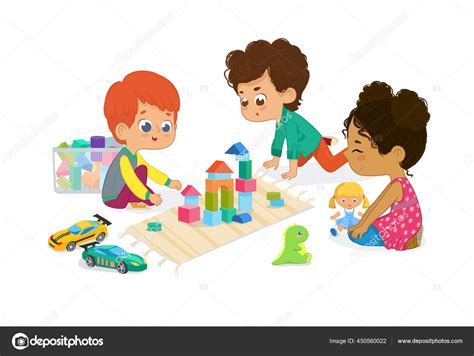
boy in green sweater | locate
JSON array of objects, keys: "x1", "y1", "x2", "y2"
[{"x1": 224, "y1": 39, "x2": 347, "y2": 179}]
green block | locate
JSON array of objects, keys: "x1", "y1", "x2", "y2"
[
  {"x1": 221, "y1": 188, "x2": 234, "y2": 209},
  {"x1": 205, "y1": 191, "x2": 218, "y2": 211},
  {"x1": 72, "y1": 139, "x2": 90, "y2": 148},
  {"x1": 239, "y1": 160, "x2": 252, "y2": 179},
  {"x1": 57, "y1": 142, "x2": 75, "y2": 163},
  {"x1": 266, "y1": 191, "x2": 281, "y2": 201},
  {"x1": 56, "y1": 176, "x2": 70, "y2": 190},
  {"x1": 69, "y1": 163, "x2": 82, "y2": 191},
  {"x1": 220, "y1": 207, "x2": 237, "y2": 223},
  {"x1": 147, "y1": 222, "x2": 162, "y2": 232}
]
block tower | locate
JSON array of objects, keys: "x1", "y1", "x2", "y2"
[
  {"x1": 225, "y1": 142, "x2": 256, "y2": 213},
  {"x1": 204, "y1": 161, "x2": 235, "y2": 226},
  {"x1": 178, "y1": 185, "x2": 201, "y2": 224}
]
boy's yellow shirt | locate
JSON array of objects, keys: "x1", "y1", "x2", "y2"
[{"x1": 119, "y1": 151, "x2": 170, "y2": 200}]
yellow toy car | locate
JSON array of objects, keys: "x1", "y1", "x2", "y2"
[{"x1": 48, "y1": 214, "x2": 111, "y2": 252}]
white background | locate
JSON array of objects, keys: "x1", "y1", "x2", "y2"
[{"x1": 0, "y1": 0, "x2": 472, "y2": 326}]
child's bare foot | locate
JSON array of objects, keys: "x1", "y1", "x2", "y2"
[
  {"x1": 129, "y1": 202, "x2": 149, "y2": 209},
  {"x1": 406, "y1": 226, "x2": 423, "y2": 250}
]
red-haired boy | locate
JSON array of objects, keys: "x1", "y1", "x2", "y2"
[{"x1": 102, "y1": 70, "x2": 182, "y2": 209}]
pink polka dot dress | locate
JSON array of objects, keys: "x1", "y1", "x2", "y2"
[{"x1": 373, "y1": 177, "x2": 422, "y2": 251}]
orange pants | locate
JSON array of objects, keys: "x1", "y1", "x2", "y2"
[{"x1": 297, "y1": 140, "x2": 347, "y2": 172}]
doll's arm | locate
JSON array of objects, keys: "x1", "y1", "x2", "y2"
[{"x1": 330, "y1": 211, "x2": 341, "y2": 220}]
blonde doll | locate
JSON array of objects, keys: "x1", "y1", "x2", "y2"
[{"x1": 329, "y1": 182, "x2": 369, "y2": 237}]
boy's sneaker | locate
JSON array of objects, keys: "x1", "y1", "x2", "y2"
[{"x1": 330, "y1": 228, "x2": 339, "y2": 237}]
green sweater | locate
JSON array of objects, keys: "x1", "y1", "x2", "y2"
[{"x1": 271, "y1": 107, "x2": 322, "y2": 160}]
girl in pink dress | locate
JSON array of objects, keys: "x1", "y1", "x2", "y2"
[{"x1": 342, "y1": 81, "x2": 429, "y2": 250}]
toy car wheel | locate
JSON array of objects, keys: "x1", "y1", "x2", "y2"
[
  {"x1": 116, "y1": 261, "x2": 128, "y2": 274},
  {"x1": 96, "y1": 232, "x2": 106, "y2": 242},
  {"x1": 85, "y1": 256, "x2": 95, "y2": 267},
  {"x1": 66, "y1": 242, "x2": 76, "y2": 252}
]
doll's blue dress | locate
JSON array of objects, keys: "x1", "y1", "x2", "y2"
[{"x1": 336, "y1": 209, "x2": 360, "y2": 229}]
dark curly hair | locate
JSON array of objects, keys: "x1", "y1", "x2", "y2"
[
  {"x1": 224, "y1": 38, "x2": 309, "y2": 111},
  {"x1": 343, "y1": 81, "x2": 430, "y2": 172}
]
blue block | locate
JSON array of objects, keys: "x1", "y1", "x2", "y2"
[
  {"x1": 235, "y1": 153, "x2": 250, "y2": 161},
  {"x1": 207, "y1": 173, "x2": 232, "y2": 180},
  {"x1": 225, "y1": 142, "x2": 249, "y2": 155},
  {"x1": 185, "y1": 196, "x2": 199, "y2": 206},
  {"x1": 238, "y1": 192, "x2": 252, "y2": 212},
  {"x1": 270, "y1": 198, "x2": 285, "y2": 207},
  {"x1": 203, "y1": 209, "x2": 222, "y2": 226},
  {"x1": 232, "y1": 213, "x2": 252, "y2": 224},
  {"x1": 76, "y1": 154, "x2": 93, "y2": 171}
]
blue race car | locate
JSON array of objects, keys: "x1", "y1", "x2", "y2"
[{"x1": 81, "y1": 242, "x2": 147, "y2": 274}]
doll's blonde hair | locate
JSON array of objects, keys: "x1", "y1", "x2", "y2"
[{"x1": 328, "y1": 182, "x2": 369, "y2": 209}]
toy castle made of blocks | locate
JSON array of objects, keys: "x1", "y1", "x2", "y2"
[{"x1": 177, "y1": 142, "x2": 256, "y2": 227}]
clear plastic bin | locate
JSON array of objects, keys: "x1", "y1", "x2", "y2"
[{"x1": 53, "y1": 146, "x2": 122, "y2": 194}]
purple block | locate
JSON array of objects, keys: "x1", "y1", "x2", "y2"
[{"x1": 90, "y1": 136, "x2": 105, "y2": 162}]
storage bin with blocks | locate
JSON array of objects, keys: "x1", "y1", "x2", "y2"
[{"x1": 53, "y1": 137, "x2": 122, "y2": 193}]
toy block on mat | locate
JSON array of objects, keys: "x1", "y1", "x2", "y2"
[
  {"x1": 221, "y1": 188, "x2": 234, "y2": 209},
  {"x1": 147, "y1": 222, "x2": 162, "y2": 231},
  {"x1": 208, "y1": 173, "x2": 232, "y2": 180},
  {"x1": 205, "y1": 178, "x2": 234, "y2": 193},
  {"x1": 220, "y1": 207, "x2": 237, "y2": 223},
  {"x1": 225, "y1": 142, "x2": 249, "y2": 156},
  {"x1": 266, "y1": 192, "x2": 281, "y2": 201},
  {"x1": 205, "y1": 191, "x2": 218, "y2": 211},
  {"x1": 236, "y1": 178, "x2": 256, "y2": 193},
  {"x1": 206, "y1": 160, "x2": 233, "y2": 174},
  {"x1": 236, "y1": 153, "x2": 250, "y2": 161},
  {"x1": 76, "y1": 154, "x2": 93, "y2": 171},
  {"x1": 232, "y1": 213, "x2": 252, "y2": 224},
  {"x1": 238, "y1": 160, "x2": 252, "y2": 179},
  {"x1": 203, "y1": 209, "x2": 222, "y2": 226},
  {"x1": 270, "y1": 199, "x2": 285, "y2": 207},
  {"x1": 181, "y1": 185, "x2": 201, "y2": 197},
  {"x1": 185, "y1": 196, "x2": 199, "y2": 206},
  {"x1": 238, "y1": 192, "x2": 252, "y2": 212},
  {"x1": 56, "y1": 176, "x2": 71, "y2": 190},
  {"x1": 182, "y1": 185, "x2": 201, "y2": 207},
  {"x1": 178, "y1": 205, "x2": 200, "y2": 223},
  {"x1": 56, "y1": 159, "x2": 69, "y2": 177}
]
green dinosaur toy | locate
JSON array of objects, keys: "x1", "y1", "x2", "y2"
[{"x1": 272, "y1": 224, "x2": 312, "y2": 265}]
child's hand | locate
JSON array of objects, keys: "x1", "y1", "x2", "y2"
[
  {"x1": 348, "y1": 222, "x2": 369, "y2": 239},
  {"x1": 263, "y1": 156, "x2": 280, "y2": 170},
  {"x1": 149, "y1": 193, "x2": 163, "y2": 206},
  {"x1": 168, "y1": 180, "x2": 182, "y2": 191}
]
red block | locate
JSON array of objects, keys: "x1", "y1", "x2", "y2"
[
  {"x1": 178, "y1": 205, "x2": 201, "y2": 223},
  {"x1": 235, "y1": 178, "x2": 256, "y2": 192}
]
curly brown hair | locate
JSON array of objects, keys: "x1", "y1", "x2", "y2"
[
  {"x1": 343, "y1": 81, "x2": 430, "y2": 172},
  {"x1": 224, "y1": 38, "x2": 309, "y2": 111}
]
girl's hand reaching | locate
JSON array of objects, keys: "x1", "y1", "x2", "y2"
[{"x1": 348, "y1": 221, "x2": 370, "y2": 239}]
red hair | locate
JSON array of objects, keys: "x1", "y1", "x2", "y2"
[{"x1": 104, "y1": 71, "x2": 180, "y2": 144}]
